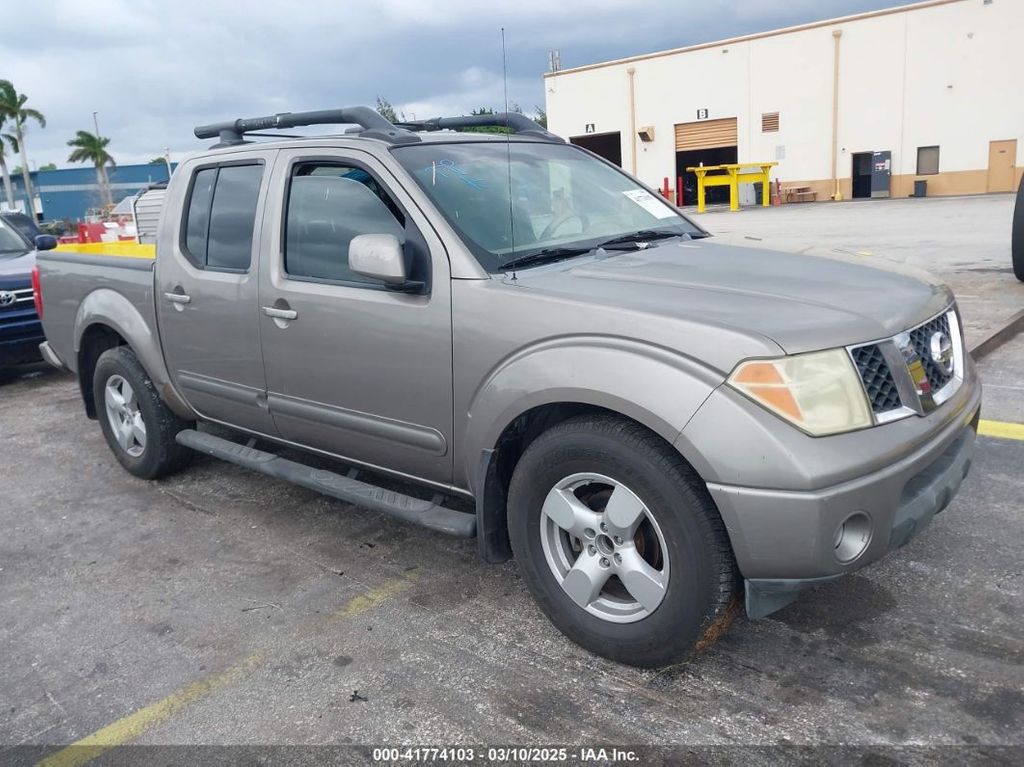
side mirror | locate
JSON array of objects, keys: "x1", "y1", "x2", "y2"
[
  {"x1": 349, "y1": 233, "x2": 407, "y2": 286},
  {"x1": 34, "y1": 234, "x2": 58, "y2": 251}
]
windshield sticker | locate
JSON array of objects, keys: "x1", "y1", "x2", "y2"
[
  {"x1": 430, "y1": 159, "x2": 487, "y2": 190},
  {"x1": 622, "y1": 189, "x2": 676, "y2": 219}
]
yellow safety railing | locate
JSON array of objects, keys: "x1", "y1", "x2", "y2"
[{"x1": 685, "y1": 162, "x2": 777, "y2": 213}]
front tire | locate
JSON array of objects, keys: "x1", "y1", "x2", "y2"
[
  {"x1": 507, "y1": 415, "x2": 738, "y2": 668},
  {"x1": 1013, "y1": 175, "x2": 1024, "y2": 282},
  {"x1": 93, "y1": 346, "x2": 193, "y2": 479}
]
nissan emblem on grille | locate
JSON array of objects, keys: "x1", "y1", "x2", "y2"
[
  {"x1": 930, "y1": 331, "x2": 954, "y2": 376},
  {"x1": 0, "y1": 290, "x2": 17, "y2": 307}
]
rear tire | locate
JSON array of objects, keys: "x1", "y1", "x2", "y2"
[
  {"x1": 93, "y1": 346, "x2": 193, "y2": 479},
  {"x1": 1013, "y1": 176, "x2": 1024, "y2": 282},
  {"x1": 507, "y1": 414, "x2": 738, "y2": 668}
]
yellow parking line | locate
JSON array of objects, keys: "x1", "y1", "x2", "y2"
[
  {"x1": 36, "y1": 654, "x2": 260, "y2": 767},
  {"x1": 36, "y1": 571, "x2": 420, "y2": 767},
  {"x1": 978, "y1": 419, "x2": 1024, "y2": 441},
  {"x1": 333, "y1": 569, "x2": 419, "y2": 620}
]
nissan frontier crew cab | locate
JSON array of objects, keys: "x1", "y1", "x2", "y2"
[{"x1": 35, "y1": 107, "x2": 980, "y2": 667}]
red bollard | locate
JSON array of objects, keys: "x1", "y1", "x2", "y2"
[
  {"x1": 662, "y1": 177, "x2": 670, "y2": 199},
  {"x1": 677, "y1": 176, "x2": 684, "y2": 207}
]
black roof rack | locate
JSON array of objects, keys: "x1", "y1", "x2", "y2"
[
  {"x1": 396, "y1": 113, "x2": 563, "y2": 142},
  {"x1": 193, "y1": 106, "x2": 420, "y2": 148},
  {"x1": 193, "y1": 106, "x2": 563, "y2": 148}
]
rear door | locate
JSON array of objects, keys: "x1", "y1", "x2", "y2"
[
  {"x1": 257, "y1": 147, "x2": 454, "y2": 485},
  {"x1": 155, "y1": 149, "x2": 278, "y2": 434}
]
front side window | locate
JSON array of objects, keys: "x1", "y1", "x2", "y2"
[
  {"x1": 182, "y1": 163, "x2": 263, "y2": 270},
  {"x1": 393, "y1": 141, "x2": 703, "y2": 272},
  {"x1": 0, "y1": 218, "x2": 29, "y2": 255},
  {"x1": 284, "y1": 163, "x2": 406, "y2": 285}
]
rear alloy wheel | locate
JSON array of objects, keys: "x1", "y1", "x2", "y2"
[
  {"x1": 93, "y1": 346, "x2": 193, "y2": 479},
  {"x1": 508, "y1": 414, "x2": 739, "y2": 668},
  {"x1": 103, "y1": 374, "x2": 147, "y2": 458}
]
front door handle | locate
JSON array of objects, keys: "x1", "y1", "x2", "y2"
[
  {"x1": 262, "y1": 306, "x2": 298, "y2": 320},
  {"x1": 163, "y1": 292, "x2": 191, "y2": 305}
]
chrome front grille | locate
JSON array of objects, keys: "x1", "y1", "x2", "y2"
[
  {"x1": 848, "y1": 306, "x2": 964, "y2": 425},
  {"x1": 0, "y1": 287, "x2": 34, "y2": 314},
  {"x1": 850, "y1": 344, "x2": 902, "y2": 415},
  {"x1": 908, "y1": 313, "x2": 954, "y2": 393}
]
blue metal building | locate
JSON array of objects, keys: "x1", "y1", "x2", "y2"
[{"x1": 7, "y1": 163, "x2": 173, "y2": 222}]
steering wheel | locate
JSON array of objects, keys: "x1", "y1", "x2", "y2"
[{"x1": 540, "y1": 211, "x2": 587, "y2": 241}]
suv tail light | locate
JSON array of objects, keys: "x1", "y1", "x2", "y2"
[{"x1": 31, "y1": 264, "x2": 43, "y2": 319}]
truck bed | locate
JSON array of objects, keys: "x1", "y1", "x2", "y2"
[{"x1": 36, "y1": 251, "x2": 157, "y2": 375}]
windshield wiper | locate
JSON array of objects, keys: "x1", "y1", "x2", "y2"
[
  {"x1": 501, "y1": 246, "x2": 593, "y2": 272},
  {"x1": 500, "y1": 228, "x2": 708, "y2": 272},
  {"x1": 595, "y1": 230, "x2": 691, "y2": 249}
]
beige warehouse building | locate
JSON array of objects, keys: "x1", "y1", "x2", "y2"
[{"x1": 544, "y1": 0, "x2": 1022, "y2": 205}]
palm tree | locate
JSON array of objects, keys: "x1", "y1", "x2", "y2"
[
  {"x1": 67, "y1": 130, "x2": 116, "y2": 208},
  {"x1": 0, "y1": 129, "x2": 15, "y2": 209},
  {"x1": 0, "y1": 81, "x2": 45, "y2": 216}
]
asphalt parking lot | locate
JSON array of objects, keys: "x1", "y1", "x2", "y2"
[{"x1": 2, "y1": 195, "x2": 1023, "y2": 758}]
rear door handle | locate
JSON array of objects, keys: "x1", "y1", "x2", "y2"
[
  {"x1": 163, "y1": 292, "x2": 191, "y2": 304},
  {"x1": 262, "y1": 306, "x2": 298, "y2": 320}
]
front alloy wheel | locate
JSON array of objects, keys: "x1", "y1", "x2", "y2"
[
  {"x1": 507, "y1": 414, "x2": 739, "y2": 667},
  {"x1": 540, "y1": 473, "x2": 669, "y2": 623}
]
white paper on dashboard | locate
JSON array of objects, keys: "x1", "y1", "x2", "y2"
[{"x1": 622, "y1": 189, "x2": 676, "y2": 219}]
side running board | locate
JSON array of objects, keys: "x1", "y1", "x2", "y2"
[{"x1": 175, "y1": 430, "x2": 476, "y2": 538}]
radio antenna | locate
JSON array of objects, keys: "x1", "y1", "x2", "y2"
[{"x1": 502, "y1": 27, "x2": 517, "y2": 279}]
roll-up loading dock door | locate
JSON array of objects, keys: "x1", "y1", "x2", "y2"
[
  {"x1": 674, "y1": 117, "x2": 738, "y2": 151},
  {"x1": 571, "y1": 132, "x2": 622, "y2": 167},
  {"x1": 675, "y1": 117, "x2": 738, "y2": 205}
]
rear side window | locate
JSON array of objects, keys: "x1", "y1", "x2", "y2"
[{"x1": 182, "y1": 163, "x2": 263, "y2": 270}]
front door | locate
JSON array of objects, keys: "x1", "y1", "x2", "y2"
[
  {"x1": 155, "y1": 149, "x2": 278, "y2": 434},
  {"x1": 258, "y1": 148, "x2": 454, "y2": 485},
  {"x1": 851, "y1": 152, "x2": 873, "y2": 199},
  {"x1": 987, "y1": 139, "x2": 1017, "y2": 193}
]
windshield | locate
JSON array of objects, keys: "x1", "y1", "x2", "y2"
[
  {"x1": 0, "y1": 219, "x2": 30, "y2": 256},
  {"x1": 393, "y1": 141, "x2": 703, "y2": 272}
]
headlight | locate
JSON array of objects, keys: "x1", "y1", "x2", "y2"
[{"x1": 727, "y1": 348, "x2": 872, "y2": 436}]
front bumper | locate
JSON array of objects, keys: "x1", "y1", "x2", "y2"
[
  {"x1": 0, "y1": 332, "x2": 45, "y2": 367},
  {"x1": 689, "y1": 364, "x2": 981, "y2": 619},
  {"x1": 736, "y1": 419, "x2": 976, "y2": 618}
]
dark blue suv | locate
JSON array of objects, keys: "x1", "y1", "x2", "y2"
[{"x1": 0, "y1": 216, "x2": 56, "y2": 380}]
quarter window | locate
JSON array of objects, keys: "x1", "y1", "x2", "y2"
[
  {"x1": 182, "y1": 163, "x2": 263, "y2": 270},
  {"x1": 284, "y1": 163, "x2": 406, "y2": 285},
  {"x1": 184, "y1": 168, "x2": 216, "y2": 262}
]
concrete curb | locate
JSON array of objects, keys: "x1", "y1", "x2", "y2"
[{"x1": 969, "y1": 307, "x2": 1024, "y2": 361}]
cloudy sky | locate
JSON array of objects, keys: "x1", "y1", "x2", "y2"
[{"x1": 2, "y1": 0, "x2": 901, "y2": 169}]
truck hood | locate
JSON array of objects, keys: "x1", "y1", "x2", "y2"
[
  {"x1": 0, "y1": 249, "x2": 34, "y2": 282},
  {"x1": 513, "y1": 238, "x2": 953, "y2": 354}
]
